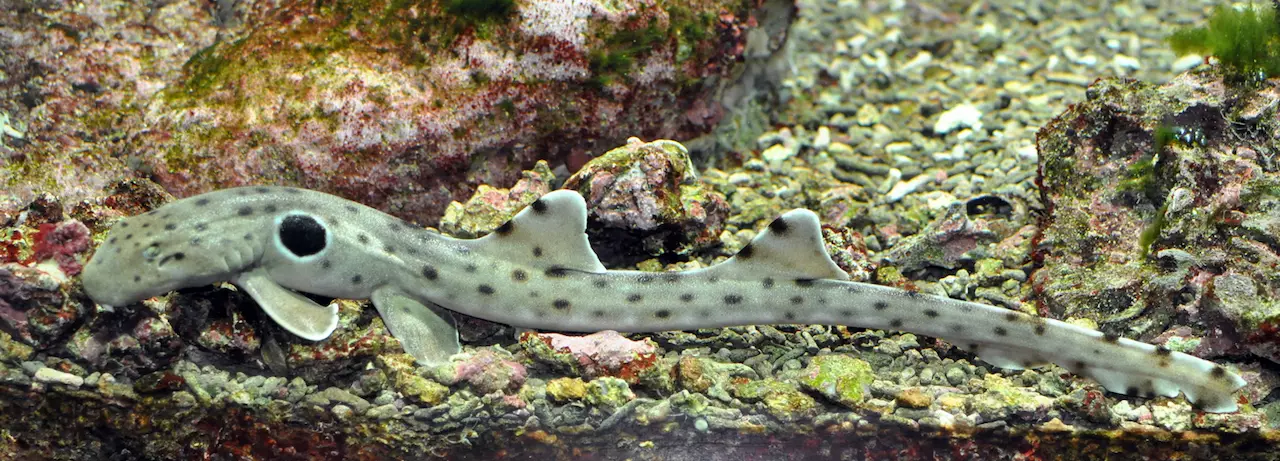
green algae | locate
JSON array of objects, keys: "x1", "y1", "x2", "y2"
[
  {"x1": 585, "y1": 377, "x2": 633, "y2": 409},
  {"x1": 0, "y1": 331, "x2": 32, "y2": 363},
  {"x1": 588, "y1": 23, "x2": 669, "y2": 89},
  {"x1": 797, "y1": 355, "x2": 874, "y2": 408},
  {"x1": 445, "y1": 0, "x2": 515, "y2": 23},
  {"x1": 546, "y1": 377, "x2": 588, "y2": 403},
  {"x1": 1169, "y1": 3, "x2": 1280, "y2": 81},
  {"x1": 399, "y1": 374, "x2": 450, "y2": 405},
  {"x1": 973, "y1": 373, "x2": 1054, "y2": 420},
  {"x1": 1136, "y1": 203, "x2": 1168, "y2": 258},
  {"x1": 730, "y1": 379, "x2": 817, "y2": 422}
]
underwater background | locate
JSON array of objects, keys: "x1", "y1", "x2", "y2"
[{"x1": 1, "y1": 0, "x2": 1279, "y2": 459}]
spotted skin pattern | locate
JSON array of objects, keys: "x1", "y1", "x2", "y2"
[{"x1": 81, "y1": 186, "x2": 1247, "y2": 412}]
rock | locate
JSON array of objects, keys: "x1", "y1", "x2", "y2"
[
  {"x1": 933, "y1": 103, "x2": 983, "y2": 134},
  {"x1": 439, "y1": 161, "x2": 556, "y2": 238},
  {"x1": 437, "y1": 348, "x2": 527, "y2": 395},
  {"x1": 561, "y1": 138, "x2": 730, "y2": 266},
  {"x1": 882, "y1": 202, "x2": 995, "y2": 271},
  {"x1": 1035, "y1": 72, "x2": 1280, "y2": 363},
  {"x1": 316, "y1": 387, "x2": 371, "y2": 414},
  {"x1": 366, "y1": 403, "x2": 399, "y2": 421},
  {"x1": 5, "y1": 0, "x2": 789, "y2": 227},
  {"x1": 546, "y1": 378, "x2": 588, "y2": 403},
  {"x1": 519, "y1": 330, "x2": 660, "y2": 383},
  {"x1": 33, "y1": 367, "x2": 83, "y2": 387},
  {"x1": 0, "y1": 265, "x2": 84, "y2": 349},
  {"x1": 0, "y1": 330, "x2": 32, "y2": 363},
  {"x1": 134, "y1": 371, "x2": 186, "y2": 393},
  {"x1": 584, "y1": 377, "x2": 633, "y2": 409},
  {"x1": 797, "y1": 355, "x2": 875, "y2": 408},
  {"x1": 730, "y1": 379, "x2": 817, "y2": 422},
  {"x1": 896, "y1": 388, "x2": 933, "y2": 409}
]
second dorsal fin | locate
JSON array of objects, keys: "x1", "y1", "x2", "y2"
[
  {"x1": 466, "y1": 190, "x2": 607, "y2": 273},
  {"x1": 703, "y1": 209, "x2": 850, "y2": 281}
]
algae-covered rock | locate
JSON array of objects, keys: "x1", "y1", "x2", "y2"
[
  {"x1": 562, "y1": 138, "x2": 730, "y2": 266},
  {"x1": 585, "y1": 377, "x2": 635, "y2": 410},
  {"x1": 0, "y1": 330, "x2": 31, "y2": 363},
  {"x1": 730, "y1": 379, "x2": 818, "y2": 422},
  {"x1": 797, "y1": 354, "x2": 875, "y2": 408},
  {"x1": 439, "y1": 161, "x2": 556, "y2": 238},
  {"x1": 546, "y1": 377, "x2": 588, "y2": 403},
  {"x1": 1035, "y1": 72, "x2": 1280, "y2": 364},
  {"x1": 971, "y1": 374, "x2": 1054, "y2": 422},
  {"x1": 401, "y1": 374, "x2": 450, "y2": 406},
  {"x1": 436, "y1": 348, "x2": 527, "y2": 395},
  {"x1": 518, "y1": 330, "x2": 660, "y2": 384}
]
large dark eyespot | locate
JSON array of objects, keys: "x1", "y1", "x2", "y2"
[{"x1": 279, "y1": 214, "x2": 327, "y2": 257}]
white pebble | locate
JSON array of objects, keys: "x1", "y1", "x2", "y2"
[
  {"x1": 761, "y1": 144, "x2": 794, "y2": 167},
  {"x1": 813, "y1": 126, "x2": 831, "y2": 151},
  {"x1": 933, "y1": 103, "x2": 983, "y2": 134},
  {"x1": 34, "y1": 367, "x2": 84, "y2": 387},
  {"x1": 1112, "y1": 53, "x2": 1142, "y2": 71},
  {"x1": 885, "y1": 172, "x2": 937, "y2": 203},
  {"x1": 884, "y1": 141, "x2": 915, "y2": 155},
  {"x1": 1171, "y1": 54, "x2": 1204, "y2": 73}
]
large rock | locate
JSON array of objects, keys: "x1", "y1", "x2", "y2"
[
  {"x1": 1035, "y1": 71, "x2": 1280, "y2": 365},
  {"x1": 1, "y1": 0, "x2": 796, "y2": 225}
]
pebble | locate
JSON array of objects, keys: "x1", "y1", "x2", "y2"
[
  {"x1": 813, "y1": 126, "x2": 831, "y2": 151},
  {"x1": 1111, "y1": 53, "x2": 1141, "y2": 71},
  {"x1": 945, "y1": 366, "x2": 969, "y2": 386},
  {"x1": 855, "y1": 104, "x2": 881, "y2": 126},
  {"x1": 761, "y1": 144, "x2": 793, "y2": 167},
  {"x1": 826, "y1": 141, "x2": 854, "y2": 156},
  {"x1": 896, "y1": 388, "x2": 933, "y2": 409},
  {"x1": 933, "y1": 103, "x2": 983, "y2": 134},
  {"x1": 332, "y1": 404, "x2": 354, "y2": 421},
  {"x1": 34, "y1": 367, "x2": 83, "y2": 387},
  {"x1": 884, "y1": 172, "x2": 936, "y2": 203},
  {"x1": 1043, "y1": 72, "x2": 1092, "y2": 87},
  {"x1": 1171, "y1": 54, "x2": 1204, "y2": 73},
  {"x1": 884, "y1": 141, "x2": 914, "y2": 155},
  {"x1": 317, "y1": 387, "x2": 372, "y2": 413},
  {"x1": 367, "y1": 403, "x2": 400, "y2": 420},
  {"x1": 20, "y1": 361, "x2": 44, "y2": 375}
]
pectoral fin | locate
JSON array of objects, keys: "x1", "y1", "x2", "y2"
[
  {"x1": 233, "y1": 269, "x2": 339, "y2": 341},
  {"x1": 371, "y1": 286, "x2": 461, "y2": 366}
]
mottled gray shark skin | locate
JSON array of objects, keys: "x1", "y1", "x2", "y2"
[{"x1": 80, "y1": 186, "x2": 1247, "y2": 412}]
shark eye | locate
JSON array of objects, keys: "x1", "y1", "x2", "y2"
[
  {"x1": 142, "y1": 245, "x2": 161, "y2": 261},
  {"x1": 277, "y1": 213, "x2": 327, "y2": 258}
]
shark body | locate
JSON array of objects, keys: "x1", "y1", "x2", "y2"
[{"x1": 80, "y1": 186, "x2": 1247, "y2": 412}]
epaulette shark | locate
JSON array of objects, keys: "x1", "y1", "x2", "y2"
[{"x1": 80, "y1": 186, "x2": 1248, "y2": 412}]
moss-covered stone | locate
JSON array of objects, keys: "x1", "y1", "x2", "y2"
[
  {"x1": 546, "y1": 377, "x2": 588, "y2": 403},
  {"x1": 730, "y1": 379, "x2": 817, "y2": 422},
  {"x1": 0, "y1": 331, "x2": 32, "y2": 363},
  {"x1": 797, "y1": 354, "x2": 875, "y2": 409},
  {"x1": 584, "y1": 377, "x2": 633, "y2": 409}
]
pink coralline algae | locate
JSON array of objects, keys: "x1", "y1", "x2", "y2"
[
  {"x1": 28, "y1": 221, "x2": 92, "y2": 276},
  {"x1": 444, "y1": 348, "x2": 527, "y2": 395},
  {"x1": 520, "y1": 330, "x2": 659, "y2": 382}
]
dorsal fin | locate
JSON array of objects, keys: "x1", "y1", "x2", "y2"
[
  {"x1": 703, "y1": 209, "x2": 850, "y2": 281},
  {"x1": 466, "y1": 190, "x2": 606, "y2": 272}
]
